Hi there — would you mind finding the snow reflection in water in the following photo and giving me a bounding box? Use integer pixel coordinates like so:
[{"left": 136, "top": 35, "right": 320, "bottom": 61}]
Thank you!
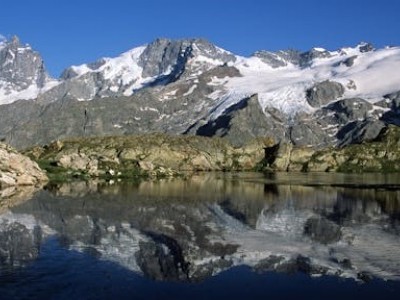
[{"left": 0, "top": 172, "right": 400, "bottom": 298}]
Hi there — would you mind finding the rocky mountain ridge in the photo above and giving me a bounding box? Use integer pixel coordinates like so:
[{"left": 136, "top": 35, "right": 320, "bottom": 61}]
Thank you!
[
  {"left": 0, "top": 36, "right": 57, "bottom": 105},
  {"left": 0, "top": 36, "right": 399, "bottom": 149}
]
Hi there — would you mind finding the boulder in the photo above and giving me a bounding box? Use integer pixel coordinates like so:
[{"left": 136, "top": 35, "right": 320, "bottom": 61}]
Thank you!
[
  {"left": 290, "top": 122, "right": 333, "bottom": 147},
  {"left": 380, "top": 91, "right": 400, "bottom": 126},
  {"left": 57, "top": 153, "right": 99, "bottom": 176},
  {"left": 306, "top": 80, "right": 345, "bottom": 107},
  {"left": 337, "top": 119, "right": 387, "bottom": 146},
  {"left": 287, "top": 147, "right": 315, "bottom": 171},
  {"left": 0, "top": 143, "right": 48, "bottom": 188},
  {"left": 326, "top": 98, "right": 375, "bottom": 124}
]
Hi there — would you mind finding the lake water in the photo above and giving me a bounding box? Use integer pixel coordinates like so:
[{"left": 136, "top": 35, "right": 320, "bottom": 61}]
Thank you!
[{"left": 1, "top": 172, "right": 400, "bottom": 299}]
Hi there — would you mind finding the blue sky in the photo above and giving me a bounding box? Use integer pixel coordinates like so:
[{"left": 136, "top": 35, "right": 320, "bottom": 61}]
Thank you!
[{"left": 1, "top": 0, "right": 399, "bottom": 77}]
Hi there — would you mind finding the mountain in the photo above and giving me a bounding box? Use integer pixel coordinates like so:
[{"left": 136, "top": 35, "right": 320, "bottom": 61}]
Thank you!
[
  {"left": 0, "top": 36, "right": 399, "bottom": 149},
  {"left": 0, "top": 36, "right": 58, "bottom": 105},
  {"left": 39, "top": 38, "right": 236, "bottom": 102}
]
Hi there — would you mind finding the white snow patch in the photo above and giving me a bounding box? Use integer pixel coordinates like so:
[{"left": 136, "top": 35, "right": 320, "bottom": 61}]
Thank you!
[
  {"left": 192, "top": 55, "right": 225, "bottom": 66},
  {"left": 208, "top": 76, "right": 231, "bottom": 86},
  {"left": 0, "top": 79, "right": 58, "bottom": 105},
  {"left": 139, "top": 106, "right": 159, "bottom": 113},
  {"left": 164, "top": 89, "right": 178, "bottom": 96},
  {"left": 70, "top": 223, "right": 147, "bottom": 273},
  {"left": 335, "top": 47, "right": 400, "bottom": 101},
  {"left": 208, "top": 91, "right": 250, "bottom": 120},
  {"left": 210, "top": 206, "right": 400, "bottom": 281},
  {"left": 110, "top": 86, "right": 119, "bottom": 93},
  {"left": 183, "top": 84, "right": 197, "bottom": 96},
  {"left": 0, "top": 212, "right": 56, "bottom": 236},
  {"left": 205, "top": 45, "right": 400, "bottom": 118},
  {"left": 70, "top": 64, "right": 92, "bottom": 77},
  {"left": 65, "top": 45, "right": 175, "bottom": 98}
]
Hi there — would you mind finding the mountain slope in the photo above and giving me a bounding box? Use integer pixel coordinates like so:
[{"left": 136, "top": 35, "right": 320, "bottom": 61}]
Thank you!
[
  {"left": 39, "top": 38, "right": 236, "bottom": 102},
  {"left": 216, "top": 43, "right": 400, "bottom": 117},
  {"left": 0, "top": 36, "right": 399, "bottom": 149}
]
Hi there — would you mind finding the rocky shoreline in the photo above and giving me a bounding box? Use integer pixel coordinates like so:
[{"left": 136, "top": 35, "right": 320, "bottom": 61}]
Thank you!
[
  {"left": 26, "top": 124, "right": 400, "bottom": 181},
  {"left": 0, "top": 143, "right": 48, "bottom": 210},
  {"left": 1, "top": 125, "right": 399, "bottom": 189},
  {"left": 23, "top": 134, "right": 273, "bottom": 181},
  {"left": 0, "top": 143, "right": 48, "bottom": 188}
]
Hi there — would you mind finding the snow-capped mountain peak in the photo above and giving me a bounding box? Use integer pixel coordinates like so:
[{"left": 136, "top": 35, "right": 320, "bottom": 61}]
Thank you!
[
  {"left": 50, "top": 38, "right": 237, "bottom": 101},
  {"left": 0, "top": 35, "right": 58, "bottom": 105},
  {"left": 59, "top": 45, "right": 150, "bottom": 99}
]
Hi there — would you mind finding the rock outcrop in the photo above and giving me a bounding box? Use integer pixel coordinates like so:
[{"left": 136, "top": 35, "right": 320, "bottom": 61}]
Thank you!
[
  {"left": 265, "top": 125, "right": 400, "bottom": 173},
  {"left": 306, "top": 80, "right": 345, "bottom": 107},
  {"left": 306, "top": 125, "right": 400, "bottom": 172},
  {"left": 0, "top": 143, "right": 48, "bottom": 188},
  {"left": 193, "top": 94, "right": 286, "bottom": 147},
  {"left": 25, "top": 135, "right": 273, "bottom": 179}
]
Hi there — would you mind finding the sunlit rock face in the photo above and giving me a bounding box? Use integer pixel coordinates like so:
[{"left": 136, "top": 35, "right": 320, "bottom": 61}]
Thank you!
[
  {"left": 1, "top": 173, "right": 399, "bottom": 282},
  {"left": 0, "top": 143, "right": 48, "bottom": 188}
]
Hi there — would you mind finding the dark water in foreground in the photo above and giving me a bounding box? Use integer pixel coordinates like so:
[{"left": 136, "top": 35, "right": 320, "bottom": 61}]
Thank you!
[{"left": 1, "top": 172, "right": 400, "bottom": 299}]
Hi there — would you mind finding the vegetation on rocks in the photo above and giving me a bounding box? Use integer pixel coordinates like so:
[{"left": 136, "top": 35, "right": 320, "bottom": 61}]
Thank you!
[
  {"left": 309, "top": 125, "right": 400, "bottom": 173},
  {"left": 7, "top": 124, "right": 399, "bottom": 186},
  {"left": 264, "top": 125, "right": 400, "bottom": 173},
  {"left": 24, "top": 134, "right": 273, "bottom": 182}
]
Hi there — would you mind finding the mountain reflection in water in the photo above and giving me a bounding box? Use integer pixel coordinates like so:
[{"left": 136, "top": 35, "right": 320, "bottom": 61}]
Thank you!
[{"left": 0, "top": 172, "right": 400, "bottom": 298}]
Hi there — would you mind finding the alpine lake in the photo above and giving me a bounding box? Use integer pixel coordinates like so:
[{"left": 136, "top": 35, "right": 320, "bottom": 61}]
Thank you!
[{"left": 1, "top": 172, "right": 400, "bottom": 299}]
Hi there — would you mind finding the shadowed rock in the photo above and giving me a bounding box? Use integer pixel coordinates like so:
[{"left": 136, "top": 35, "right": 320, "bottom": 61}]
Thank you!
[
  {"left": 306, "top": 80, "right": 345, "bottom": 107},
  {"left": 337, "top": 119, "right": 387, "bottom": 146}
]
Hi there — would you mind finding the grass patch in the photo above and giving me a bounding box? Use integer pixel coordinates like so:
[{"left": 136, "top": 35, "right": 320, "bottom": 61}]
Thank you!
[{"left": 37, "top": 159, "right": 90, "bottom": 182}]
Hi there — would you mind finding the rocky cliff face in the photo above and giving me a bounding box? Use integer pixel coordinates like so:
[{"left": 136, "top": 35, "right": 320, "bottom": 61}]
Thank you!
[
  {"left": 0, "top": 37, "right": 399, "bottom": 149},
  {"left": 0, "top": 36, "right": 56, "bottom": 105}
]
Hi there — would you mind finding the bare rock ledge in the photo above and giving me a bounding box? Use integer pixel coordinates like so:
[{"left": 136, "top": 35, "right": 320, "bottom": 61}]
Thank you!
[{"left": 0, "top": 143, "right": 48, "bottom": 188}]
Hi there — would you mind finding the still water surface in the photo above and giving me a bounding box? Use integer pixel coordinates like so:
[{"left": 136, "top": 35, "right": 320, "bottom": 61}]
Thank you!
[{"left": 0, "top": 172, "right": 400, "bottom": 299}]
